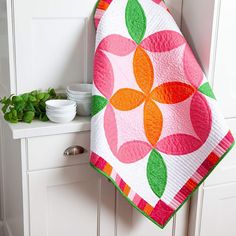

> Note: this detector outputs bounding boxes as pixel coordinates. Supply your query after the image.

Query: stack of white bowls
[66,84,92,116]
[46,100,76,123]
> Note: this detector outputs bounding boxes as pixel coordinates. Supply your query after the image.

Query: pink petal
[156,134,202,155]
[117,141,152,163]
[190,92,212,143]
[104,105,118,155]
[94,49,114,98]
[152,0,162,3]
[98,34,137,56]
[141,30,185,52]
[184,45,203,88]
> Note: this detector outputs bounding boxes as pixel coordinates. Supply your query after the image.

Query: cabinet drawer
[27,131,90,171]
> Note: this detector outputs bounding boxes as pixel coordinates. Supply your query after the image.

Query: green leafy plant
[0,88,64,123]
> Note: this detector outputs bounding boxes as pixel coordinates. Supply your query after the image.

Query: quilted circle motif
[92,0,212,197]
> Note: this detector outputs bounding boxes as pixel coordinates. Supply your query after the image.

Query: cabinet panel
[204,121,236,187]
[29,164,115,236]
[13,0,97,93]
[213,1,236,118]
[200,183,236,236]
[1,121,24,236]
[12,0,184,94]
[27,131,90,170]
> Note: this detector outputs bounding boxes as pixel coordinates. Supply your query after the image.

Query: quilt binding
[90,131,235,228]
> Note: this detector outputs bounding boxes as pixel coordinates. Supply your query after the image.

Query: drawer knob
[64,146,86,157]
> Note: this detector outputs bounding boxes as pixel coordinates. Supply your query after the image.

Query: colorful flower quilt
[90,0,235,228]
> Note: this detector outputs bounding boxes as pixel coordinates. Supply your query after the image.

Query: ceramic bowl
[67,94,92,102]
[45,99,76,111]
[46,106,76,113]
[46,112,76,123]
[46,109,76,116]
[67,92,92,99]
[67,84,92,95]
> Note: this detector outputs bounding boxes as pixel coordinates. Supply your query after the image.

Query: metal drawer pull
[64,146,86,157]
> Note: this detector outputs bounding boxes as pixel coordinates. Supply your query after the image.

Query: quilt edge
[90,133,235,229]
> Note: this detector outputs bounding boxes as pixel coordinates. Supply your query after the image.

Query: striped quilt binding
[90,131,235,228]
[94,0,168,29]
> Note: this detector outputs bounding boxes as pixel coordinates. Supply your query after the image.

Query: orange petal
[97,0,110,10]
[144,99,163,146]
[133,47,154,94]
[151,82,195,104]
[110,88,145,111]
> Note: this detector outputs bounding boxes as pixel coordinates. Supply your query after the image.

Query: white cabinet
[200,183,236,236]
[1,120,117,236]
[213,0,236,119]
[184,1,236,236]
[0,0,184,95]
[0,0,191,235]
[189,122,236,236]
[29,165,115,236]
[13,0,97,93]
[0,119,189,236]
[1,0,236,235]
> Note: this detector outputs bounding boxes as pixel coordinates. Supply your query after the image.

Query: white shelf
[2,116,91,139]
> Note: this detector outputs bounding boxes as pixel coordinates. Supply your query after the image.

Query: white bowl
[67,84,92,95]
[46,99,76,110]
[46,106,77,114]
[76,101,91,116]
[46,112,76,123]
[67,92,92,99]
[46,109,76,116]
[67,95,92,102]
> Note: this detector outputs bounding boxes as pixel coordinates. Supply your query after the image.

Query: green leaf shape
[198,82,216,99]
[91,95,108,117]
[23,111,35,123]
[125,0,146,44]
[0,89,65,123]
[147,149,167,198]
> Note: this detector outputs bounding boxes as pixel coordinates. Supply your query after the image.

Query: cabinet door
[213,1,236,118]
[200,183,236,236]
[12,0,183,94]
[13,0,97,93]
[116,192,189,236]
[29,164,115,236]
[204,122,236,187]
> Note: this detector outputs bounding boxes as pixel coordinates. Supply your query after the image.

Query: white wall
[0,0,11,97]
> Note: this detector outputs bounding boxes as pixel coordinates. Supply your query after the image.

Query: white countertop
[3,116,236,140]
[3,116,91,139]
